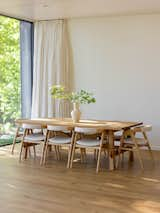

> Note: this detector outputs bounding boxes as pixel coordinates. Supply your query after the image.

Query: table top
[15,118,143,131]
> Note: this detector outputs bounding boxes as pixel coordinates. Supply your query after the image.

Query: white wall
[68,14,160,149]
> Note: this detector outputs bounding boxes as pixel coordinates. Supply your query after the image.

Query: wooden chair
[41,125,73,167]
[70,127,107,173]
[19,124,45,162]
[117,125,154,169]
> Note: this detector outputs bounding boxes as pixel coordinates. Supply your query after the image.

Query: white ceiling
[0,0,160,21]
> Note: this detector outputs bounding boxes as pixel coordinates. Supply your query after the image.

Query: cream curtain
[31,20,71,118]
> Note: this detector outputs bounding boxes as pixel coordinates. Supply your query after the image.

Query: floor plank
[0,144,160,213]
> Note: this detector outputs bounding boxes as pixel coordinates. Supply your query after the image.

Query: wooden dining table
[15,118,142,170]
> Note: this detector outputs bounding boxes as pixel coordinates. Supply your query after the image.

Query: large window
[0,16,33,146]
[0,16,20,135]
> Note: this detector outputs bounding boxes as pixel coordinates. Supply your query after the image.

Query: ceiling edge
[0,11,34,22]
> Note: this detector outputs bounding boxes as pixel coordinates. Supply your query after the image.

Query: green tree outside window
[0,16,20,134]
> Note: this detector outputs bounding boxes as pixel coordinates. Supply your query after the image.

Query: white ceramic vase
[71,103,81,123]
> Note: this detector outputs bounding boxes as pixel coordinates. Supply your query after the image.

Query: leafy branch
[50,85,96,104]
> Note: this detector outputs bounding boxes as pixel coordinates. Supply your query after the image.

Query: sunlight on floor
[104,182,126,189]
[141,177,160,183]
[133,200,160,213]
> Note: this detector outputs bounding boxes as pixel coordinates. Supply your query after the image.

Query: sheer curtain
[31,20,71,118]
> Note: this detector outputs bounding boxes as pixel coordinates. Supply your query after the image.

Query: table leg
[108,130,115,171]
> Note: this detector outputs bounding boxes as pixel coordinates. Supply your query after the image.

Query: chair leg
[42,130,50,165]
[83,148,87,162]
[116,149,121,168]
[19,129,28,162]
[19,142,24,162]
[135,147,144,170]
[80,148,84,163]
[41,143,46,165]
[143,132,154,162]
[80,148,87,163]
[116,133,125,168]
[57,146,61,160]
[96,131,105,173]
[67,145,72,168]
[147,143,154,163]
[129,151,134,162]
[28,147,32,157]
[67,131,75,168]
[116,149,125,169]
[24,145,28,159]
[122,152,125,163]
[94,149,99,161]
[11,137,16,155]
[43,144,49,165]
[103,149,107,158]
[70,145,76,168]
[48,145,52,152]
[96,149,102,173]
[70,133,77,168]
[54,146,58,160]
[94,149,97,160]
[130,131,144,170]
[11,127,20,154]
[96,149,99,160]
[33,145,36,159]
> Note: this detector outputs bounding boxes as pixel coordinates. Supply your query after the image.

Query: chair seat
[24,133,45,142]
[48,136,71,145]
[63,130,71,134]
[76,138,100,147]
[75,127,98,135]
[123,138,145,145]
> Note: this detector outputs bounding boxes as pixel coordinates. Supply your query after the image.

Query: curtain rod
[34,18,65,22]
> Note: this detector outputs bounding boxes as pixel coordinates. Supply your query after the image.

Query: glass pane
[0,16,20,145]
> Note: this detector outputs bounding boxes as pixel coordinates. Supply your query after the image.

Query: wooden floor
[0,144,160,213]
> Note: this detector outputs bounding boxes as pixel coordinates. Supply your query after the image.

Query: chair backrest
[74,127,98,135]
[133,125,152,133]
[22,123,42,129]
[47,125,69,132]
[141,125,152,132]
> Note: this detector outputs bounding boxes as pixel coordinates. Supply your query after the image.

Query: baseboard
[151,146,160,151]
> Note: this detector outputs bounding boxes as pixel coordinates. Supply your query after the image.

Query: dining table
[14,118,143,170]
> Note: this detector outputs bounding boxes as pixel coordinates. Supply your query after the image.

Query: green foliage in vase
[0,16,20,132]
[50,85,96,104]
[68,90,96,104]
[50,85,68,99]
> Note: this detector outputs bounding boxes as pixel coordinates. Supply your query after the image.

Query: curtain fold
[31,20,71,118]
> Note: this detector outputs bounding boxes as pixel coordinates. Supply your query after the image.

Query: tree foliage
[0,16,20,132]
